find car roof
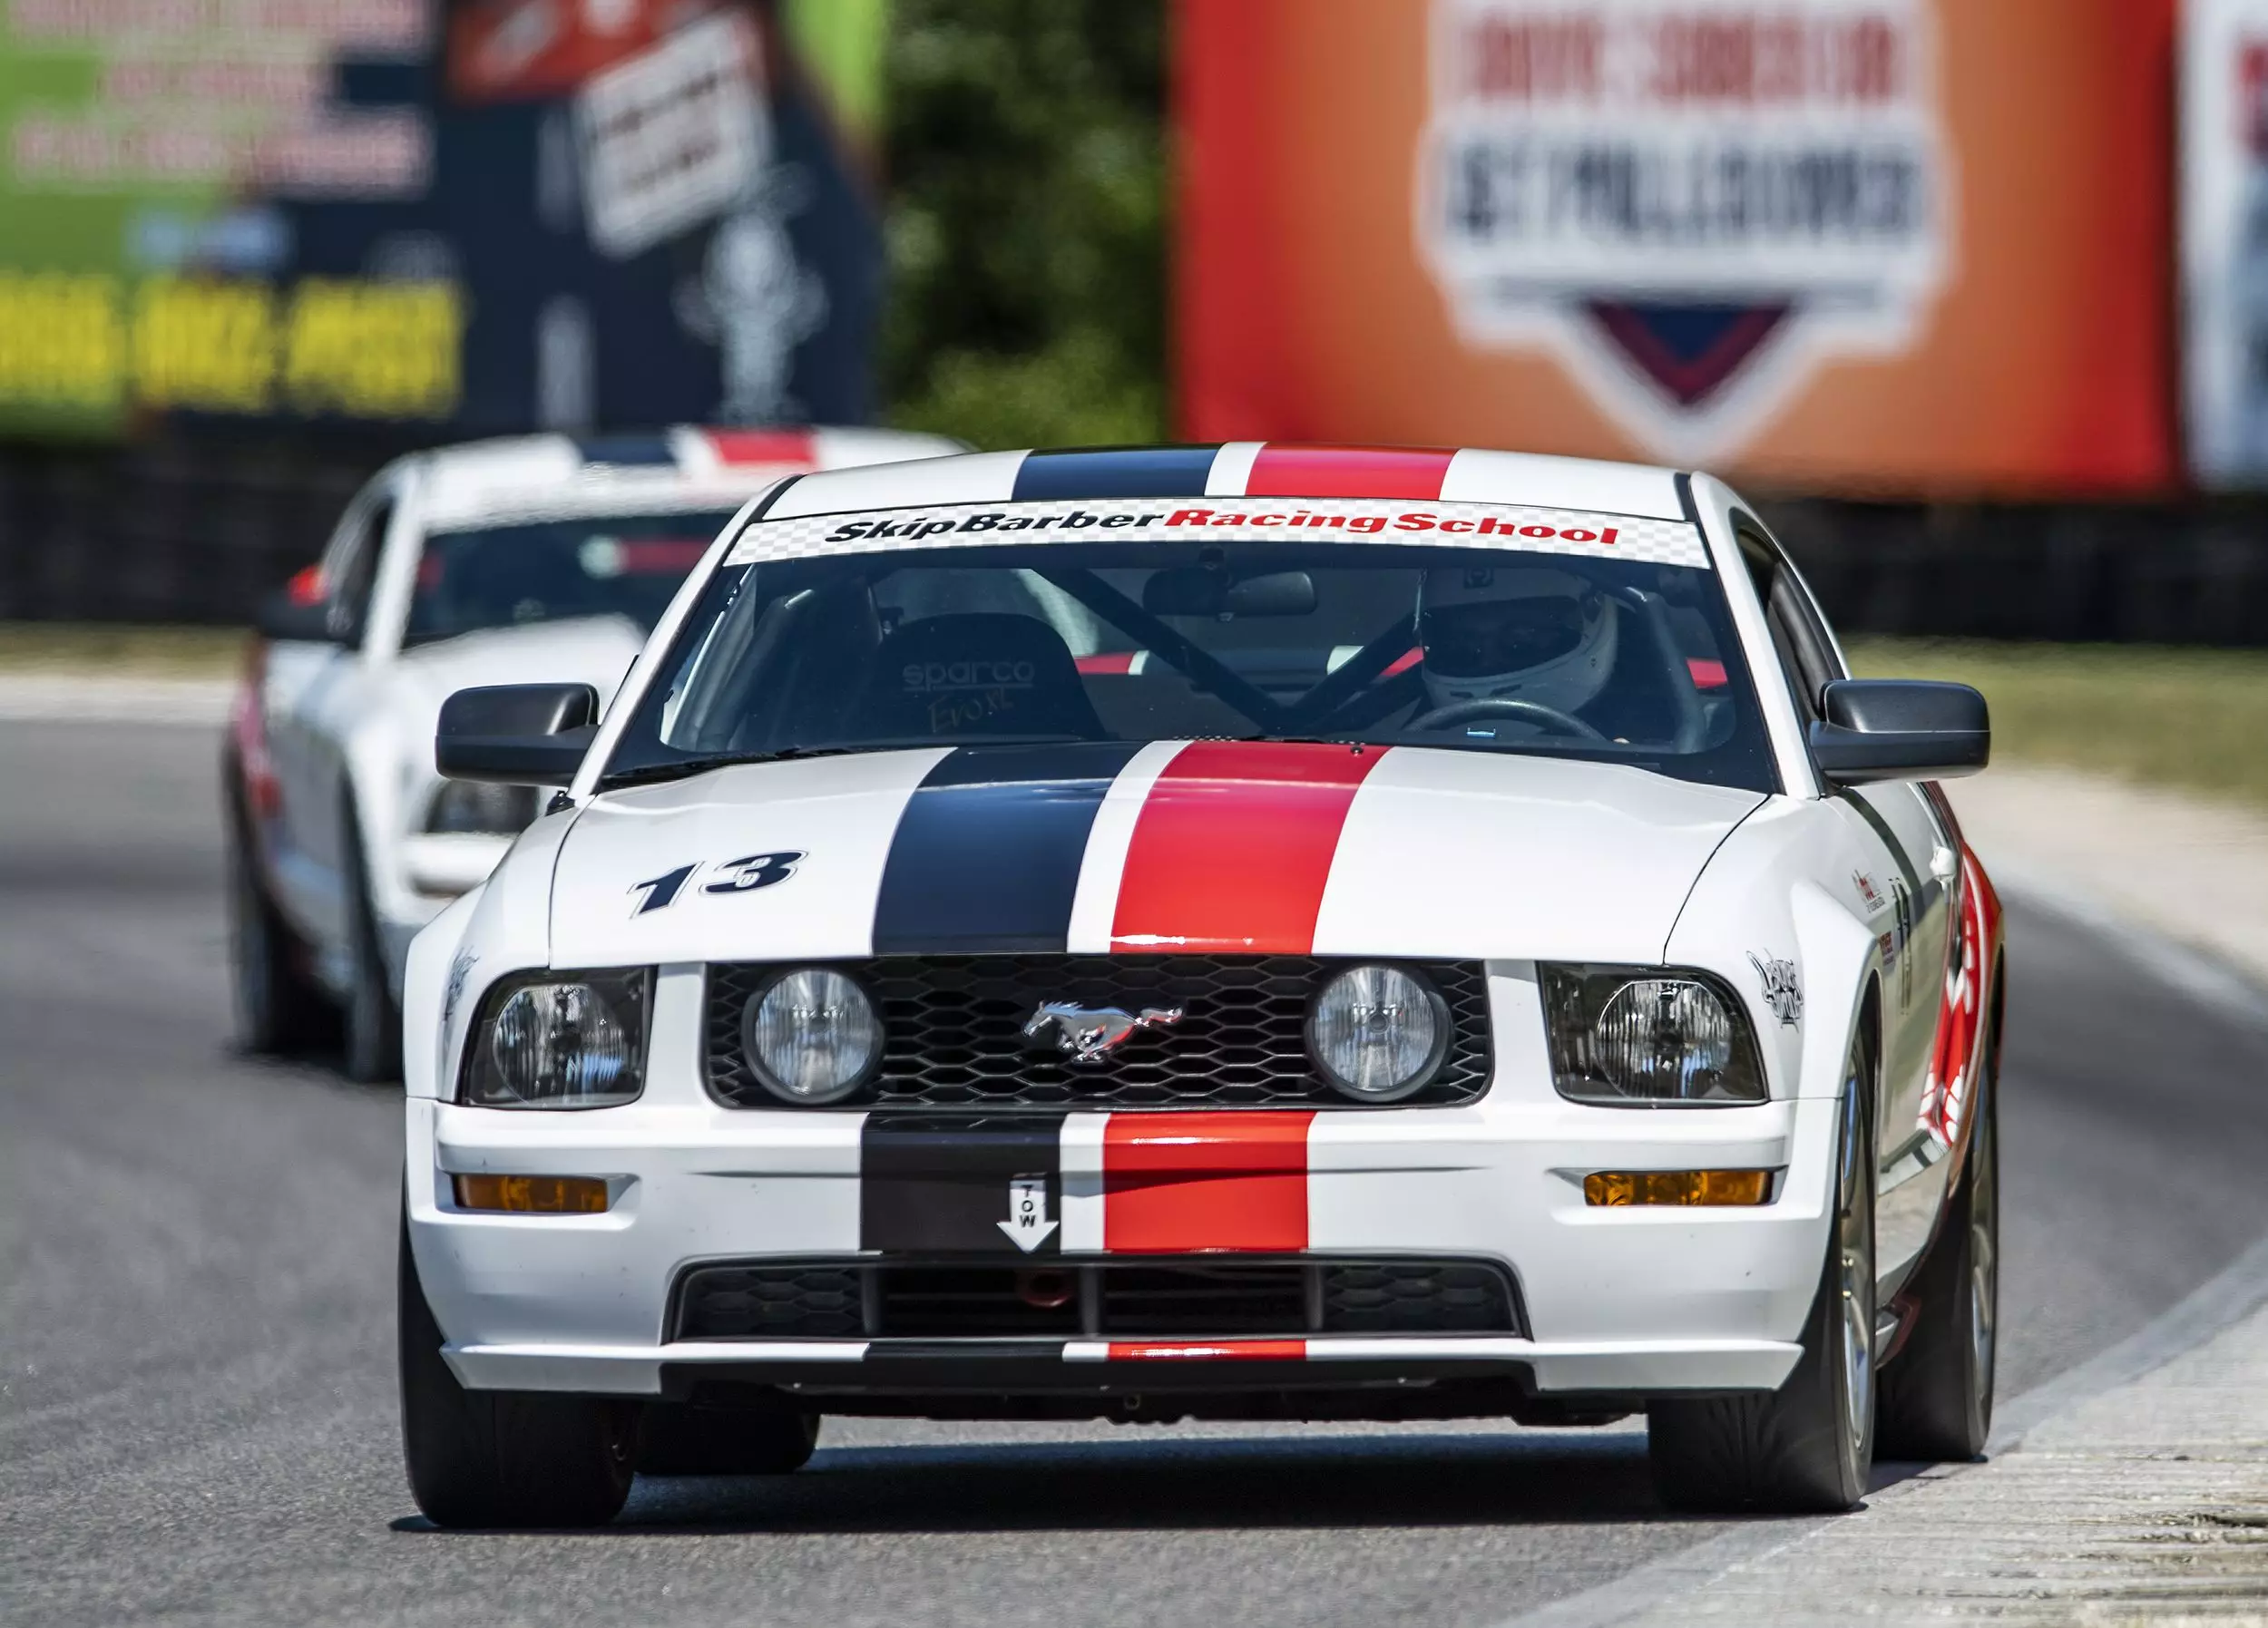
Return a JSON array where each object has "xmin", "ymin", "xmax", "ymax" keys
[
  {"xmin": 759, "ymin": 444, "xmax": 1693, "ymax": 524},
  {"xmin": 415, "ymin": 427, "xmax": 965, "ymax": 531}
]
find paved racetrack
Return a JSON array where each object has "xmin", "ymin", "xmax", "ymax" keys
[{"xmin": 7, "ymin": 718, "xmax": 2268, "ymax": 1626}]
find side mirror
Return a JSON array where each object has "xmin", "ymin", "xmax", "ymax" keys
[
  {"xmin": 1809, "ymin": 679, "xmax": 1989, "ymax": 785},
  {"xmin": 255, "ymin": 586, "xmax": 341, "ymax": 644},
  {"xmin": 436, "ymin": 683, "xmax": 601, "ymax": 787}
]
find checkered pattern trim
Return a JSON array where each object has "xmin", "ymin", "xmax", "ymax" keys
[{"xmin": 725, "ymin": 498, "xmax": 1709, "ymax": 570}]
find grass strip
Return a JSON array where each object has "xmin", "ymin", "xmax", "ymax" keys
[{"xmin": 0, "ymin": 622, "xmax": 247, "ymax": 678}]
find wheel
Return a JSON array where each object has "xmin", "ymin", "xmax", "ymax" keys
[
  {"xmin": 638, "ymin": 1399, "xmax": 818, "ymax": 1476},
  {"xmin": 340, "ymin": 803, "xmax": 402, "ymax": 1083},
  {"xmin": 225, "ymin": 786, "xmax": 333, "ymax": 1054},
  {"xmin": 1877, "ymin": 1021, "xmax": 1999, "ymax": 1461},
  {"xmin": 1648, "ymin": 1024, "xmax": 1879, "ymax": 1514},
  {"xmin": 398, "ymin": 1214, "xmax": 637, "ymax": 1529}
]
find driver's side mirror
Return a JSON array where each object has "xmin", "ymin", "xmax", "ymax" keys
[
  {"xmin": 436, "ymin": 683, "xmax": 601, "ymax": 787},
  {"xmin": 255, "ymin": 583, "xmax": 342, "ymax": 644},
  {"xmin": 1809, "ymin": 678, "xmax": 1989, "ymax": 785}
]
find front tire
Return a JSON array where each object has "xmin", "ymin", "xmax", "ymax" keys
[
  {"xmin": 340, "ymin": 804, "xmax": 402, "ymax": 1083},
  {"xmin": 1877, "ymin": 1020, "xmax": 1999, "ymax": 1461},
  {"xmin": 398, "ymin": 1217, "xmax": 637, "ymax": 1529},
  {"xmin": 225, "ymin": 789, "xmax": 332, "ymax": 1054},
  {"xmin": 1649, "ymin": 1025, "xmax": 1879, "ymax": 1514}
]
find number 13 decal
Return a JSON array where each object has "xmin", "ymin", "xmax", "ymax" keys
[{"xmin": 631, "ymin": 851, "xmax": 806, "ymax": 916}]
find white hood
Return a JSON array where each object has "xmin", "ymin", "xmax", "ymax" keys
[
  {"xmin": 392, "ymin": 617, "xmax": 649, "ymax": 731},
  {"xmin": 541, "ymin": 742, "xmax": 1766, "ymax": 968}
]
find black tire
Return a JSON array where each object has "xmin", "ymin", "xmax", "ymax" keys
[
  {"xmin": 638, "ymin": 1399, "xmax": 819, "ymax": 1476},
  {"xmin": 340, "ymin": 803, "xmax": 402, "ymax": 1084},
  {"xmin": 398, "ymin": 1215, "xmax": 638, "ymax": 1529},
  {"xmin": 225, "ymin": 787, "xmax": 333, "ymax": 1055},
  {"xmin": 1877, "ymin": 1025, "xmax": 1999, "ymax": 1461},
  {"xmin": 1649, "ymin": 1025, "xmax": 1879, "ymax": 1514}
]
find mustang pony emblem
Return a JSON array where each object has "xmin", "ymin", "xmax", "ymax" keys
[{"xmin": 1022, "ymin": 1001, "xmax": 1185, "ymax": 1064}]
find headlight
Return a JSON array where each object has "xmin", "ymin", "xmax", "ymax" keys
[
  {"xmin": 1540, "ymin": 964, "xmax": 1765, "ymax": 1106},
  {"xmin": 741, "ymin": 968, "xmax": 883, "ymax": 1106},
  {"xmin": 1306, "ymin": 964, "xmax": 1450, "ymax": 1103},
  {"xmin": 425, "ymin": 780, "xmax": 541, "ymax": 834},
  {"xmin": 462, "ymin": 969, "xmax": 650, "ymax": 1108}
]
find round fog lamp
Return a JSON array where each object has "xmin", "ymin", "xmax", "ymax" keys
[
  {"xmin": 742, "ymin": 968, "xmax": 882, "ymax": 1105},
  {"xmin": 1307, "ymin": 964, "xmax": 1449, "ymax": 1103}
]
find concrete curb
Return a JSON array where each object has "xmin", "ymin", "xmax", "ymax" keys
[{"xmin": 0, "ymin": 675, "xmax": 234, "ymax": 726}]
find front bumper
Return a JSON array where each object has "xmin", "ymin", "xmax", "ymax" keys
[{"xmin": 406, "ymin": 983, "xmax": 1841, "ymax": 1401}]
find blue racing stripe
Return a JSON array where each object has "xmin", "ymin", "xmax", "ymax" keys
[
  {"xmin": 574, "ymin": 434, "xmax": 676, "ymax": 466},
  {"xmin": 872, "ymin": 742, "xmax": 1142, "ymax": 954},
  {"xmin": 1011, "ymin": 447, "xmax": 1220, "ymax": 502}
]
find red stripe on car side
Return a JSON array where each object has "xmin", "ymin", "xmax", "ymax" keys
[
  {"xmin": 1110, "ymin": 740, "xmax": 1383, "ymax": 953},
  {"xmin": 1102, "ymin": 1110, "xmax": 1315, "ymax": 1253},
  {"xmin": 704, "ymin": 428, "xmax": 817, "ymax": 466},
  {"xmin": 1106, "ymin": 1340, "xmax": 1307, "ymax": 1360},
  {"xmin": 1245, "ymin": 445, "xmax": 1456, "ymax": 500}
]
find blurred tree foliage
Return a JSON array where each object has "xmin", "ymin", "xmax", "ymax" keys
[{"xmin": 879, "ymin": 0, "xmax": 1167, "ymax": 450}]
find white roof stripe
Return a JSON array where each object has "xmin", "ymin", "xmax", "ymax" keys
[
  {"xmin": 1440, "ymin": 449, "xmax": 1686, "ymax": 520},
  {"xmin": 1205, "ymin": 441, "xmax": 1265, "ymax": 496},
  {"xmin": 764, "ymin": 449, "xmax": 1029, "ymax": 519}
]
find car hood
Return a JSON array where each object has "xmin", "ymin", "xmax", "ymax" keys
[
  {"xmin": 544, "ymin": 742, "xmax": 1766, "ymax": 967},
  {"xmin": 395, "ymin": 617, "xmax": 648, "ymax": 714}
]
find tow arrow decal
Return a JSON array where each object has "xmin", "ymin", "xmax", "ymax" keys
[{"xmin": 999, "ymin": 1174, "xmax": 1060, "ymax": 1252}]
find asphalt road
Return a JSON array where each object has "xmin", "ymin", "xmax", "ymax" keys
[{"xmin": 7, "ymin": 718, "xmax": 2268, "ymax": 1627}]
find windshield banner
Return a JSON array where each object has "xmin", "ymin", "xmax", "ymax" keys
[{"xmin": 729, "ymin": 498, "xmax": 1712, "ymax": 569}]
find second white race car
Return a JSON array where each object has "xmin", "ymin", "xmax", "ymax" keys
[{"xmin": 225, "ymin": 425, "xmax": 962, "ymax": 1079}]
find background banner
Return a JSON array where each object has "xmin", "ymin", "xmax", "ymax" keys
[
  {"xmin": 1175, "ymin": 0, "xmax": 2175, "ymax": 496},
  {"xmin": 0, "ymin": 0, "xmax": 887, "ymax": 441},
  {"xmin": 2184, "ymin": 0, "xmax": 2268, "ymax": 488}
]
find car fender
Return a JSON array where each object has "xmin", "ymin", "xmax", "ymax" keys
[{"xmin": 404, "ymin": 804, "xmax": 579, "ymax": 1102}]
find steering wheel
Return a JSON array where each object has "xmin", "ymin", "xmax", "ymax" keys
[{"xmin": 1407, "ymin": 696, "xmax": 1608, "ymax": 741}]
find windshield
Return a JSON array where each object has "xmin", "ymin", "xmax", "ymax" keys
[
  {"xmin": 404, "ymin": 510, "xmax": 742, "ymax": 646},
  {"xmin": 601, "ymin": 530, "xmax": 1776, "ymax": 792}
]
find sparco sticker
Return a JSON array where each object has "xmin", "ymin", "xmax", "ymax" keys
[{"xmin": 1415, "ymin": 0, "xmax": 1952, "ymax": 463}]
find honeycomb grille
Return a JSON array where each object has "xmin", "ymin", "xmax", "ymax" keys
[
  {"xmin": 1321, "ymin": 1262, "xmax": 1514, "ymax": 1333},
  {"xmin": 704, "ymin": 955, "xmax": 1492, "ymax": 1111},
  {"xmin": 678, "ymin": 1264, "xmax": 864, "ymax": 1340},
  {"xmin": 672, "ymin": 1258, "xmax": 1523, "ymax": 1340}
]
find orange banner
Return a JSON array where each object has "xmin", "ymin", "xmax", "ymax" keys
[{"xmin": 1175, "ymin": 0, "xmax": 2175, "ymax": 496}]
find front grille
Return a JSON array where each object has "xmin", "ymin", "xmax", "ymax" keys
[
  {"xmin": 705, "ymin": 954, "xmax": 1492, "ymax": 1110},
  {"xmin": 673, "ymin": 1257, "xmax": 1523, "ymax": 1341}
]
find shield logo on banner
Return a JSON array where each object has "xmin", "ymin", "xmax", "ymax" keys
[{"xmin": 1416, "ymin": 0, "xmax": 1954, "ymax": 463}]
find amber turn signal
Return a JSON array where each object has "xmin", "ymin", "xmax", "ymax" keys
[
  {"xmin": 453, "ymin": 1174, "xmax": 611, "ymax": 1214},
  {"xmin": 1583, "ymin": 1169, "xmax": 1772, "ymax": 1207}
]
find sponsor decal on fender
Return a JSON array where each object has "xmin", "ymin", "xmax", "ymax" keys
[
  {"xmin": 1918, "ymin": 846, "xmax": 2000, "ymax": 1148},
  {"xmin": 1748, "ymin": 952, "xmax": 1803, "ymax": 1026}
]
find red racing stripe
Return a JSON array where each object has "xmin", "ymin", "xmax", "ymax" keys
[
  {"xmin": 1110, "ymin": 740, "xmax": 1383, "ymax": 952},
  {"xmin": 1106, "ymin": 1340, "xmax": 1307, "ymax": 1360},
  {"xmin": 1245, "ymin": 444, "xmax": 1455, "ymax": 500},
  {"xmin": 1103, "ymin": 1110, "xmax": 1315, "ymax": 1253},
  {"xmin": 704, "ymin": 428, "xmax": 817, "ymax": 466}
]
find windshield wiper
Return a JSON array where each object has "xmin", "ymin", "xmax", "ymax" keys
[
  {"xmin": 597, "ymin": 746, "xmax": 858, "ymax": 789},
  {"xmin": 597, "ymin": 735, "xmax": 1096, "ymax": 790}
]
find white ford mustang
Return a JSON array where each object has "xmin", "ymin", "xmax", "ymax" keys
[
  {"xmin": 396, "ymin": 444, "xmax": 2005, "ymax": 1527},
  {"xmin": 224, "ymin": 425, "xmax": 962, "ymax": 1080}
]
